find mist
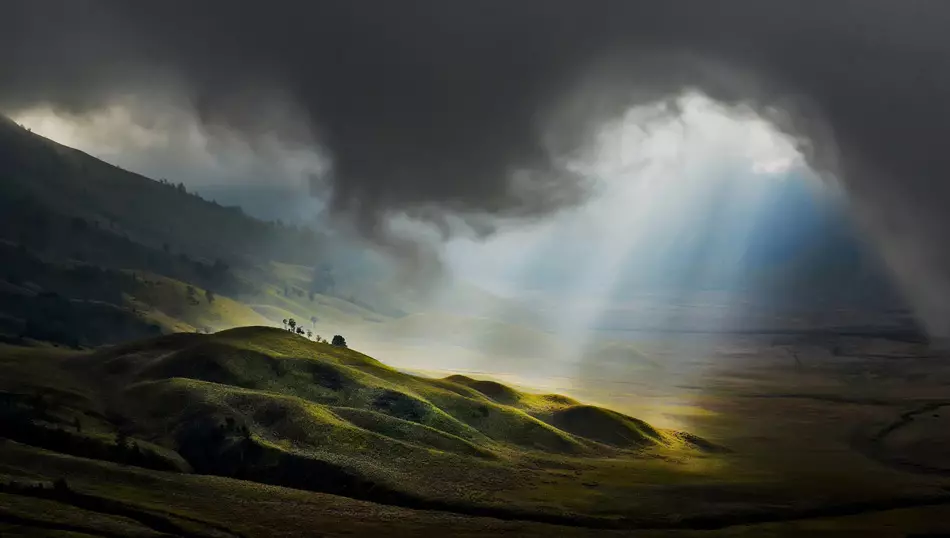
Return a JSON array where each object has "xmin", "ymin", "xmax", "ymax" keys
[
  {"xmin": 5, "ymin": 1, "xmax": 950, "ymax": 339},
  {"xmin": 14, "ymin": 90, "xmax": 916, "ymax": 374},
  {"xmin": 339, "ymin": 93, "xmax": 912, "ymax": 422}
]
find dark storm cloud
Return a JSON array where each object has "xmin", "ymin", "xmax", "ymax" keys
[{"xmin": 3, "ymin": 1, "xmax": 950, "ymax": 315}]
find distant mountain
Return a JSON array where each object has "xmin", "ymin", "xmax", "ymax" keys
[{"xmin": 0, "ymin": 115, "xmax": 399, "ymax": 347}]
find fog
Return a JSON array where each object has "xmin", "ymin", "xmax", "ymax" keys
[
  {"xmin": 445, "ymin": 92, "xmax": 806, "ymax": 295},
  {"xmin": 13, "ymin": 91, "xmax": 913, "ymax": 403},
  {"xmin": 343, "ymin": 93, "xmax": 911, "ymax": 417}
]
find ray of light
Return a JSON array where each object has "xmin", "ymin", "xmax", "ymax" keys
[{"xmin": 433, "ymin": 92, "xmax": 816, "ymax": 398}]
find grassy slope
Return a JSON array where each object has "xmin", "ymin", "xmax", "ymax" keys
[
  {"xmin": 1, "ymin": 328, "xmax": 721, "ymax": 518},
  {"xmin": 126, "ymin": 265, "xmax": 387, "ymax": 335},
  {"xmin": 99, "ymin": 327, "xmax": 677, "ymax": 456},
  {"xmin": 4, "ymin": 332, "xmax": 950, "ymax": 535},
  {"xmin": 127, "ymin": 272, "xmax": 273, "ymax": 333}
]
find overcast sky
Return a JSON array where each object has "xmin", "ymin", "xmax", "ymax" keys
[{"xmin": 4, "ymin": 1, "xmax": 950, "ymax": 332}]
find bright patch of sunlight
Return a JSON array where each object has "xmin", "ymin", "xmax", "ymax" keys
[{"xmin": 430, "ymin": 91, "xmax": 817, "ymax": 388}]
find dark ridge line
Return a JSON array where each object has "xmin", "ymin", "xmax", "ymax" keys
[
  {"xmin": 204, "ymin": 462, "xmax": 950, "ymax": 531},
  {"xmin": 0, "ymin": 482, "xmax": 243, "ymax": 538},
  {"xmin": 0, "ymin": 508, "xmax": 128, "ymax": 537},
  {"xmin": 852, "ymin": 401, "xmax": 950, "ymax": 477}
]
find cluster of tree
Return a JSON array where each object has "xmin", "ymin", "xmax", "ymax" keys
[
  {"xmin": 282, "ymin": 318, "xmax": 312, "ymax": 339},
  {"xmin": 156, "ymin": 178, "xmax": 190, "ymax": 195},
  {"xmin": 280, "ymin": 318, "xmax": 346, "ymax": 347}
]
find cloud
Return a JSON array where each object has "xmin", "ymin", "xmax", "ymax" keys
[{"xmin": 3, "ymin": 0, "xmax": 950, "ymax": 330}]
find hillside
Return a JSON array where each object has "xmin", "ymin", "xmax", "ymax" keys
[
  {"xmin": 0, "ymin": 115, "xmax": 399, "ymax": 346},
  {"xmin": 0, "ymin": 116, "xmax": 322, "ymax": 266},
  {"xmin": 0, "ymin": 327, "xmax": 722, "ymax": 520}
]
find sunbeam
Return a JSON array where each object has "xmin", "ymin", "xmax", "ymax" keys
[{"xmin": 437, "ymin": 93, "xmax": 816, "ymax": 397}]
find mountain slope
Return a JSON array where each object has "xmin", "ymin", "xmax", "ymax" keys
[
  {"xmin": 0, "ymin": 115, "xmax": 399, "ymax": 346},
  {"xmin": 0, "ymin": 116, "xmax": 322, "ymax": 266}
]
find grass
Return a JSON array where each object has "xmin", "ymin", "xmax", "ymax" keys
[
  {"xmin": 127, "ymin": 272, "xmax": 274, "ymax": 333},
  {"xmin": 1, "ymin": 327, "xmax": 722, "ymax": 518},
  {"xmin": 98, "ymin": 267, "xmax": 377, "ymax": 340},
  {"xmin": 0, "ymin": 441, "xmax": 632, "ymax": 537},
  {"xmin": 3, "ymin": 440, "xmax": 950, "ymax": 537},
  {"xmin": 4, "ymin": 329, "xmax": 950, "ymax": 535}
]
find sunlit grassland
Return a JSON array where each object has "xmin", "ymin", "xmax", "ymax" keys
[
  {"xmin": 2, "ymin": 328, "xmax": 724, "ymax": 517},
  {"xmin": 126, "ymin": 272, "xmax": 273, "ymax": 333},
  {"xmin": 5, "ymin": 329, "xmax": 950, "ymax": 536}
]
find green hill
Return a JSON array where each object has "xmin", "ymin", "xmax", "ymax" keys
[{"xmin": 0, "ymin": 327, "xmax": 721, "ymax": 519}]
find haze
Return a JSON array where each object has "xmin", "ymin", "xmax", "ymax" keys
[{"xmin": 3, "ymin": 3, "xmax": 950, "ymax": 535}]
